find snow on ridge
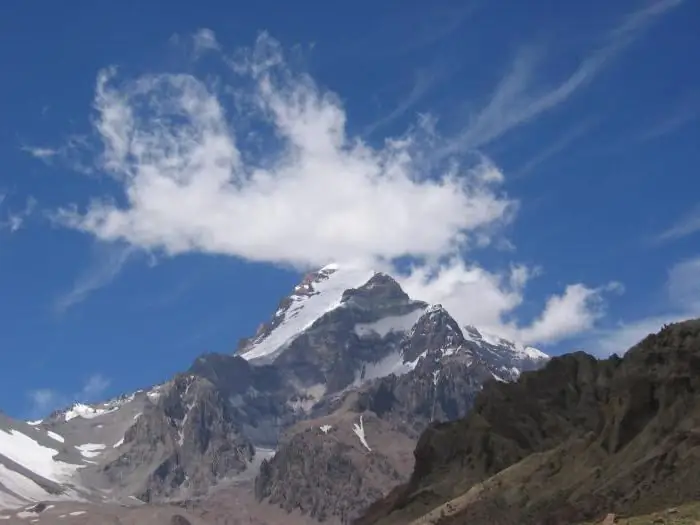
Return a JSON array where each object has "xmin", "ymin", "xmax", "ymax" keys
[
  {"xmin": 60, "ymin": 391, "xmax": 140, "ymax": 422},
  {"xmin": 463, "ymin": 324, "xmax": 548, "ymax": 362},
  {"xmin": 240, "ymin": 263, "xmax": 375, "ymax": 362},
  {"xmin": 64, "ymin": 403, "xmax": 117, "ymax": 422}
]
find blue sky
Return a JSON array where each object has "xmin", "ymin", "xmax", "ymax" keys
[{"xmin": 0, "ymin": 0, "xmax": 698, "ymax": 418}]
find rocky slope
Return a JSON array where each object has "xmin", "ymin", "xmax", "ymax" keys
[
  {"xmin": 357, "ymin": 318, "xmax": 700, "ymax": 525},
  {"xmin": 1, "ymin": 264, "xmax": 549, "ymax": 524}
]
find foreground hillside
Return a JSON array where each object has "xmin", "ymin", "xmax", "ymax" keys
[{"xmin": 358, "ymin": 318, "xmax": 700, "ymax": 525}]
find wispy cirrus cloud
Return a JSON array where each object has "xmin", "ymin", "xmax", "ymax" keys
[
  {"xmin": 363, "ymin": 61, "xmax": 457, "ymax": 136},
  {"xmin": 633, "ymin": 91, "xmax": 700, "ymax": 143},
  {"xmin": 0, "ymin": 193, "xmax": 36, "ymax": 233},
  {"xmin": 438, "ymin": 0, "xmax": 685, "ymax": 155},
  {"xmin": 53, "ymin": 242, "xmax": 138, "ymax": 313},
  {"xmin": 20, "ymin": 135, "xmax": 94, "ymax": 174},
  {"xmin": 20, "ymin": 146, "xmax": 60, "ymax": 160},
  {"xmin": 342, "ymin": 3, "xmax": 476, "ymax": 61},
  {"xmin": 653, "ymin": 205, "xmax": 700, "ymax": 244},
  {"xmin": 513, "ymin": 117, "xmax": 599, "ymax": 178}
]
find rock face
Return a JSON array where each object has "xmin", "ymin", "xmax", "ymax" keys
[
  {"xmin": 252, "ymin": 305, "xmax": 548, "ymax": 523},
  {"xmin": 0, "ymin": 264, "xmax": 549, "ymax": 524},
  {"xmin": 357, "ymin": 319, "xmax": 700, "ymax": 525},
  {"xmin": 100, "ymin": 374, "xmax": 255, "ymax": 501}
]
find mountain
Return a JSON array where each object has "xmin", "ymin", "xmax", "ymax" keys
[
  {"xmin": 0, "ymin": 264, "xmax": 548, "ymax": 524},
  {"xmin": 357, "ymin": 319, "xmax": 700, "ymax": 525},
  {"xmin": 252, "ymin": 303, "xmax": 549, "ymax": 523}
]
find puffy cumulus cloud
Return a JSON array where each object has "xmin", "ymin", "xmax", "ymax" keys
[
  {"xmin": 53, "ymin": 32, "xmax": 616, "ymax": 347},
  {"xmin": 588, "ymin": 256, "xmax": 700, "ymax": 356},
  {"xmin": 515, "ymin": 281, "xmax": 622, "ymax": 344},
  {"xmin": 58, "ymin": 34, "xmax": 513, "ymax": 269},
  {"xmin": 396, "ymin": 258, "xmax": 619, "ymax": 346}
]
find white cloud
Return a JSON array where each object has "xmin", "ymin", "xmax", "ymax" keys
[
  {"xmin": 80, "ymin": 373, "xmax": 111, "ymax": 399},
  {"xmin": 588, "ymin": 256, "xmax": 700, "ymax": 356},
  {"xmin": 27, "ymin": 389, "xmax": 60, "ymax": 417},
  {"xmin": 0, "ymin": 195, "xmax": 36, "ymax": 233},
  {"xmin": 515, "ymin": 282, "xmax": 622, "ymax": 344},
  {"xmin": 53, "ymin": 242, "xmax": 137, "ymax": 313},
  {"xmin": 654, "ymin": 204, "xmax": 700, "ymax": 243},
  {"xmin": 21, "ymin": 146, "xmax": 60, "ymax": 160},
  {"xmin": 396, "ymin": 258, "xmax": 619, "ymax": 345},
  {"xmin": 439, "ymin": 0, "xmax": 684, "ymax": 154},
  {"xmin": 46, "ymin": 32, "xmax": 622, "ymax": 346},
  {"xmin": 192, "ymin": 28, "xmax": 220, "ymax": 55},
  {"xmin": 58, "ymin": 34, "xmax": 514, "ymax": 269},
  {"xmin": 363, "ymin": 63, "xmax": 453, "ymax": 136}
]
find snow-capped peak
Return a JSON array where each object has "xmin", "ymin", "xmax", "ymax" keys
[{"xmin": 239, "ymin": 263, "xmax": 376, "ymax": 362}]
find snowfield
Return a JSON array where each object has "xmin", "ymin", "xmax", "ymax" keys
[{"xmin": 240, "ymin": 263, "xmax": 375, "ymax": 361}]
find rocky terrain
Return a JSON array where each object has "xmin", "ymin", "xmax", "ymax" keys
[
  {"xmin": 0, "ymin": 263, "xmax": 549, "ymax": 524},
  {"xmin": 357, "ymin": 319, "xmax": 700, "ymax": 525}
]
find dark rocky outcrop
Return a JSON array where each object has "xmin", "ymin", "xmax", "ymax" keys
[{"xmin": 357, "ymin": 318, "xmax": 700, "ymax": 525}]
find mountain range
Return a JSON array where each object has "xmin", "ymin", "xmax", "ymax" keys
[
  {"xmin": 3, "ymin": 264, "xmax": 695, "ymax": 525},
  {"xmin": 0, "ymin": 264, "xmax": 547, "ymax": 524}
]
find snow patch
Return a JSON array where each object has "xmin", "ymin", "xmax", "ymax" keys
[
  {"xmin": 113, "ymin": 437, "xmax": 124, "ymax": 448},
  {"xmin": 68, "ymin": 511, "xmax": 86, "ymax": 516},
  {"xmin": 46, "ymin": 431, "xmax": 64, "ymax": 444},
  {"xmin": 0, "ymin": 429, "xmax": 78, "ymax": 484},
  {"xmin": 146, "ymin": 386, "xmax": 164, "ymax": 403},
  {"xmin": 319, "ymin": 425, "xmax": 332, "ymax": 434},
  {"xmin": 76, "ymin": 443, "xmax": 106, "ymax": 459},
  {"xmin": 352, "ymin": 416, "xmax": 371, "ymax": 452},
  {"xmin": 354, "ymin": 350, "xmax": 416, "ymax": 386}
]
